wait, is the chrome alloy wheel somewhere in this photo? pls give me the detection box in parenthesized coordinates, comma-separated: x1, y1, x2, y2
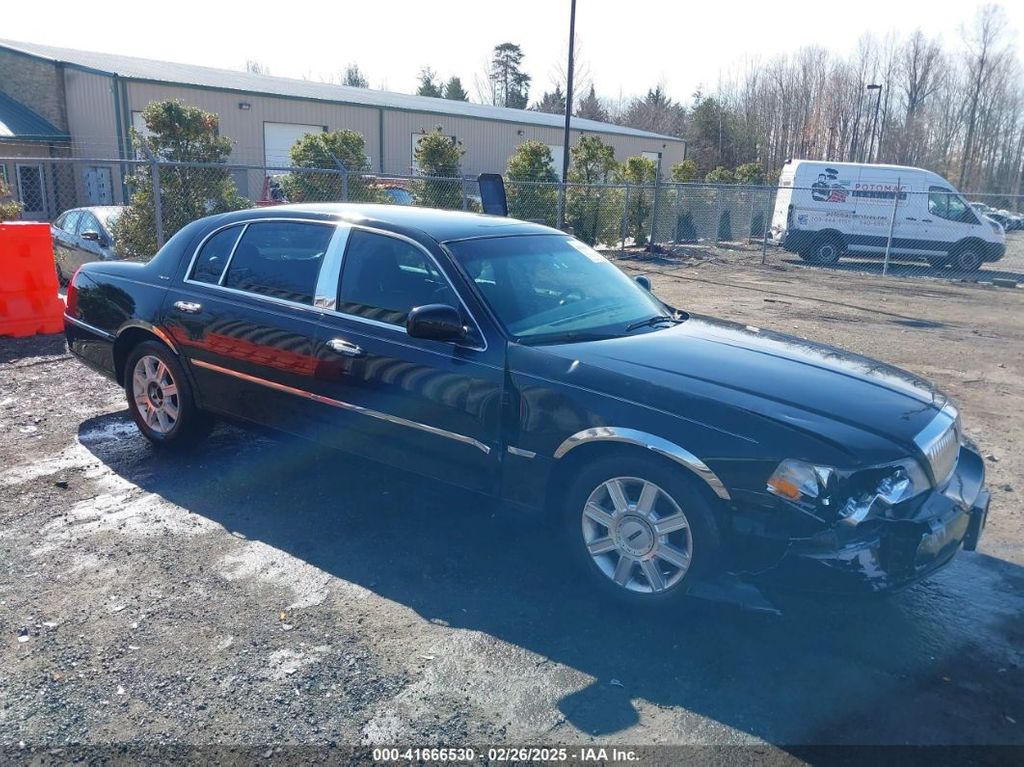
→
(131, 354, 180, 435)
(581, 476, 693, 594)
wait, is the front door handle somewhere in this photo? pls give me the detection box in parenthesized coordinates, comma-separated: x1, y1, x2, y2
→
(326, 338, 363, 357)
(173, 300, 203, 314)
(922, 219, 933, 223)
(905, 217, 917, 221)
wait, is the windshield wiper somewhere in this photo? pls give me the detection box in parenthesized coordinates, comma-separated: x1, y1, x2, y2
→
(624, 313, 684, 332)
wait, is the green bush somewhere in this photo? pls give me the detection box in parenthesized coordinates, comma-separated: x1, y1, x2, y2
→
(717, 209, 733, 241)
(670, 159, 698, 182)
(750, 210, 766, 238)
(676, 210, 697, 242)
(566, 136, 622, 246)
(280, 129, 386, 203)
(0, 177, 22, 221)
(734, 162, 764, 185)
(411, 130, 464, 210)
(506, 140, 557, 225)
(113, 100, 251, 259)
(705, 166, 736, 184)
(619, 155, 657, 246)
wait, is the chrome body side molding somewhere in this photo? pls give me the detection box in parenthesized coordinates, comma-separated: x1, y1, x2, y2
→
(552, 426, 732, 500)
(191, 359, 491, 455)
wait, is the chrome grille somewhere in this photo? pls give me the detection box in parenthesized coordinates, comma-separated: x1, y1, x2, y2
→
(914, 405, 961, 486)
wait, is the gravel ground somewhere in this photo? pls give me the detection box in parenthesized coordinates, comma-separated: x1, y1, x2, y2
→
(1, 236, 1023, 759)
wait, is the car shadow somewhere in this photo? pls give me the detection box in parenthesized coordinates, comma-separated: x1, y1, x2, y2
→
(77, 412, 1024, 746)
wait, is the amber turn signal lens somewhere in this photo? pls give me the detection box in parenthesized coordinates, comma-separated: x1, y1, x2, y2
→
(767, 477, 801, 501)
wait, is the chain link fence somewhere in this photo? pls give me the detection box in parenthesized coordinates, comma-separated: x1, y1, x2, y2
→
(2, 155, 1022, 285)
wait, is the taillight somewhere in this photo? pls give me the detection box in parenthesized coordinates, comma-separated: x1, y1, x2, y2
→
(65, 267, 82, 317)
(787, 203, 795, 228)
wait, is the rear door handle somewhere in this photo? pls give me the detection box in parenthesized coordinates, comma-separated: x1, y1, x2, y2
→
(326, 338, 363, 357)
(173, 300, 203, 314)
(922, 219, 933, 223)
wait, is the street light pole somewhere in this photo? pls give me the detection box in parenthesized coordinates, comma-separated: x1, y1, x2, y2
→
(866, 83, 883, 164)
(557, 0, 577, 231)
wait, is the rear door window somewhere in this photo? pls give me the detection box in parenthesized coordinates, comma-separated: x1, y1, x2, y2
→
(222, 221, 334, 305)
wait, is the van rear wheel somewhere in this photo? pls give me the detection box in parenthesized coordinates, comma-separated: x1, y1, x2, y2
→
(802, 235, 842, 266)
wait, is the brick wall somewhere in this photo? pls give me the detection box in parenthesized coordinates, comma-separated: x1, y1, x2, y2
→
(0, 49, 67, 132)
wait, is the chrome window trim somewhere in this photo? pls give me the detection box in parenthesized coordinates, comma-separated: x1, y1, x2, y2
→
(506, 445, 537, 459)
(215, 224, 248, 286)
(327, 224, 488, 353)
(191, 358, 491, 455)
(312, 225, 352, 310)
(553, 426, 732, 501)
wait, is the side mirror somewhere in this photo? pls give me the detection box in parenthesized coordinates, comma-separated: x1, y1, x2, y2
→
(634, 275, 652, 291)
(407, 304, 467, 343)
(81, 230, 100, 242)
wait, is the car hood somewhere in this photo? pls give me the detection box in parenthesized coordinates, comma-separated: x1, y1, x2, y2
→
(525, 315, 947, 455)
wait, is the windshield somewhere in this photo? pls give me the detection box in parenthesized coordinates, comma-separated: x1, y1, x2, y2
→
(447, 234, 670, 344)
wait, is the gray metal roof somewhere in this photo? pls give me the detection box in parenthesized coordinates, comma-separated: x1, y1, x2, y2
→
(0, 39, 683, 143)
(0, 90, 69, 142)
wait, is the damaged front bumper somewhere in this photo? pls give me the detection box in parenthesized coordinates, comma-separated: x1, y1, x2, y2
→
(752, 445, 990, 596)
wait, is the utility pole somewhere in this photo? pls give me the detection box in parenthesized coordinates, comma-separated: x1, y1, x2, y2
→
(866, 83, 883, 163)
(557, 0, 577, 231)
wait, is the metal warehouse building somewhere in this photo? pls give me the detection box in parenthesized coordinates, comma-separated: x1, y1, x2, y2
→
(0, 39, 686, 219)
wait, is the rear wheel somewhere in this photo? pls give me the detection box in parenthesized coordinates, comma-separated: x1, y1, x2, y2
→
(125, 341, 211, 447)
(562, 454, 720, 607)
(801, 234, 843, 265)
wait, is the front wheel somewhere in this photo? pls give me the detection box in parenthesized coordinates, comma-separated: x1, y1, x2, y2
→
(562, 455, 720, 606)
(125, 341, 211, 447)
(949, 246, 983, 273)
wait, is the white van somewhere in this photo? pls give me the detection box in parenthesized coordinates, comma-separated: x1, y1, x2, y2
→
(771, 160, 1006, 271)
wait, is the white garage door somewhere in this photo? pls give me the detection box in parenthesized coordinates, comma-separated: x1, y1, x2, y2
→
(264, 123, 326, 168)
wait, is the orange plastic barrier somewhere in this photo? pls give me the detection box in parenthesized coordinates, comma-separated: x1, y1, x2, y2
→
(0, 222, 65, 337)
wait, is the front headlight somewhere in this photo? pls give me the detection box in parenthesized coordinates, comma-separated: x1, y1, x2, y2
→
(838, 458, 930, 524)
(766, 459, 836, 505)
(767, 457, 931, 525)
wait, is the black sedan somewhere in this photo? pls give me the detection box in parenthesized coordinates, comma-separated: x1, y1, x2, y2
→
(63, 204, 990, 608)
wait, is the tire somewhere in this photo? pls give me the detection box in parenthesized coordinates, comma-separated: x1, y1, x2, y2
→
(55, 261, 68, 286)
(802, 235, 842, 265)
(948, 245, 983, 273)
(124, 340, 211, 448)
(562, 453, 721, 607)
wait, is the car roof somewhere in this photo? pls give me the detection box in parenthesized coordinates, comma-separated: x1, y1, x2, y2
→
(209, 203, 560, 243)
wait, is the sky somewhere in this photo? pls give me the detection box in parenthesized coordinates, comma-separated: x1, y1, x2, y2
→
(3, 0, 1022, 105)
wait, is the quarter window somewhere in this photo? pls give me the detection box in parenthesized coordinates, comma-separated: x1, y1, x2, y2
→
(337, 230, 456, 325)
(222, 222, 334, 305)
(190, 225, 243, 285)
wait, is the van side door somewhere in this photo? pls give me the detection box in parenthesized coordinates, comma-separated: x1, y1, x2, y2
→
(849, 168, 909, 254)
